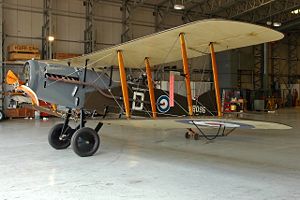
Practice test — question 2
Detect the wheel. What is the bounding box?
[0,110,5,121]
[185,132,191,139]
[194,133,200,140]
[48,123,74,150]
[71,127,100,157]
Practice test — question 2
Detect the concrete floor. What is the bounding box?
[0,108,300,200]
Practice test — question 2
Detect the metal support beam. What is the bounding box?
[209,42,222,117]
[154,1,174,32]
[183,0,300,30]
[42,0,52,59]
[179,33,193,117]
[84,0,95,54]
[253,44,264,90]
[117,50,130,118]
[270,41,281,91]
[145,57,157,119]
[121,0,131,42]
[121,0,148,41]
[0,0,2,62]
[287,33,298,86]
[0,0,4,111]
[263,43,269,91]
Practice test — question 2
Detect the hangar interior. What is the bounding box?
[1,0,300,111]
[0,0,300,199]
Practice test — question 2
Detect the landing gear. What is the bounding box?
[48,123,74,149]
[185,132,190,139]
[71,127,100,157]
[48,109,103,157]
[185,128,199,140]
[185,121,235,141]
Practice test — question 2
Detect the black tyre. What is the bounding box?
[71,127,100,157]
[185,132,191,139]
[48,123,74,150]
[0,110,5,121]
[194,133,200,140]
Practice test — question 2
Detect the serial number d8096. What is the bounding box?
[193,105,206,114]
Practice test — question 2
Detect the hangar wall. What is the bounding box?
[2,0,182,54]
[1,0,300,91]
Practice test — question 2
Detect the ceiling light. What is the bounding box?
[48,36,55,42]
[266,21,272,26]
[291,9,300,14]
[174,0,185,10]
[273,22,282,27]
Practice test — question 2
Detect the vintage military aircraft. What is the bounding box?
[6,19,291,157]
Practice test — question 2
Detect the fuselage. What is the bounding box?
[25,60,217,117]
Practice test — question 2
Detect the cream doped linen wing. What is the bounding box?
[100,118,291,130]
[46,19,284,68]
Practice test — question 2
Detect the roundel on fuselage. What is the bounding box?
[157,95,170,113]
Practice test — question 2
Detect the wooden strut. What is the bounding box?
[117,50,131,118]
[179,33,193,116]
[144,57,157,119]
[209,42,222,117]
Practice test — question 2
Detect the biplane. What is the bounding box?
[6,19,291,157]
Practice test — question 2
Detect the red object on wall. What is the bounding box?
[39,100,51,117]
[169,72,175,107]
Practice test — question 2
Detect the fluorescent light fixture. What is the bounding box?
[48,36,55,42]
[291,9,300,14]
[266,21,272,26]
[273,22,282,27]
[174,4,185,10]
[174,0,185,10]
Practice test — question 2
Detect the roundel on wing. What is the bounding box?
[157,95,170,113]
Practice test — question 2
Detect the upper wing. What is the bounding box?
[45,19,283,69]
[100,117,291,130]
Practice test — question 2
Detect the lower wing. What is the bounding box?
[100,117,291,130]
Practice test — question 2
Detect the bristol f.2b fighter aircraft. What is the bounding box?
[7,19,291,157]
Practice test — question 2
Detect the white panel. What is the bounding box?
[132,25,155,39]
[31,0,43,8]
[94,3,122,19]
[95,21,122,46]
[31,12,43,37]
[68,17,85,41]
[54,41,83,54]
[54,0,69,11]
[55,16,69,39]
[68,0,85,13]
[17,11,32,37]
[132,8,155,24]
[3,9,18,35]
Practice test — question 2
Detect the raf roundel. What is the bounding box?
[157,95,170,113]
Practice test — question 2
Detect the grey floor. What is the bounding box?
[0,108,300,200]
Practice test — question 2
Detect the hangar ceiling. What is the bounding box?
[94,0,300,90]
[98,0,300,33]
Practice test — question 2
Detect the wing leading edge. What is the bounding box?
[45,19,284,69]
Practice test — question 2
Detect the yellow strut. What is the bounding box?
[144,58,157,119]
[117,50,131,118]
[179,33,193,116]
[209,43,222,117]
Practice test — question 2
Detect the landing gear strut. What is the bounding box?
[48,110,75,149]
[185,128,200,140]
[48,109,103,157]
[184,121,236,141]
